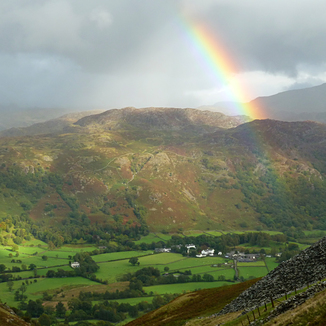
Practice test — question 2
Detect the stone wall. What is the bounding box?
[218,236,326,315]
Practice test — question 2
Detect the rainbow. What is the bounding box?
[178,16,265,119]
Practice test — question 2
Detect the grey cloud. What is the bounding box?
[1,0,326,110]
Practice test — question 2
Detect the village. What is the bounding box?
[154,244,275,262]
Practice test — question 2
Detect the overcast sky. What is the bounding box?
[1,0,326,110]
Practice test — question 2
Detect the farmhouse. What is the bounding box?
[155,248,171,253]
[71,262,80,268]
[196,248,215,258]
[186,244,196,254]
[226,251,259,262]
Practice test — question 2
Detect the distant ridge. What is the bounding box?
[200,83,326,123]
[250,83,326,120]
[0,110,104,138]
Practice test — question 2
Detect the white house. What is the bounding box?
[71,262,80,268]
[186,244,196,254]
[201,249,215,256]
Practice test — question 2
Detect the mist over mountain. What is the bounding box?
[201,83,326,122]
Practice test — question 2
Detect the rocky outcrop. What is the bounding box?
[218,236,326,315]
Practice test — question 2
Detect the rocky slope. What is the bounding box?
[218,236,326,315]
[0,304,30,326]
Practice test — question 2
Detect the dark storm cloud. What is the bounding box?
[0,0,326,109]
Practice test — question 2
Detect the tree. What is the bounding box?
[42,255,48,261]
[0,264,6,273]
[20,283,27,296]
[7,281,14,292]
[218,275,226,281]
[11,244,19,252]
[164,266,169,273]
[27,299,44,317]
[38,313,52,326]
[203,274,214,282]
[29,263,37,270]
[129,257,138,266]
[55,301,66,318]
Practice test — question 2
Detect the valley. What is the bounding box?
[1,107,326,324]
[0,229,320,325]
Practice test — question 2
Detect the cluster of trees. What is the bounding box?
[120,267,217,288]
[66,293,178,323]
[16,294,178,324]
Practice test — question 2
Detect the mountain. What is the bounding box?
[202,83,326,122]
[0,107,72,131]
[1,107,326,236]
[0,110,104,138]
[250,83,326,121]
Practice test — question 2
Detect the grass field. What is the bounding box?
[0,239,283,317]
[227,230,283,235]
[204,231,223,237]
[205,269,235,280]
[145,281,233,294]
[164,257,230,273]
[95,260,144,283]
[265,257,280,271]
[107,296,154,305]
[92,250,153,262]
[0,277,97,307]
[182,230,206,237]
[134,234,162,244]
[238,266,268,279]
[237,261,265,267]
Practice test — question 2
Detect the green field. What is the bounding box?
[145,281,232,294]
[108,296,154,305]
[163,257,230,273]
[0,239,283,322]
[182,230,206,237]
[238,267,268,279]
[92,250,153,262]
[237,261,265,267]
[265,257,280,271]
[204,231,223,237]
[0,277,97,307]
[134,234,162,244]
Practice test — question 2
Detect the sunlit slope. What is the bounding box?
[1,108,326,232]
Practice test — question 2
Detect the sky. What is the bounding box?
[1,0,326,111]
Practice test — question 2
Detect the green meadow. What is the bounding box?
[92,250,153,262]
[0,277,96,307]
[145,282,231,294]
[0,237,289,322]
[238,266,268,279]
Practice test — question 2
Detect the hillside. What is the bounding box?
[0,107,326,241]
[0,303,30,326]
[0,110,104,138]
[127,236,326,326]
